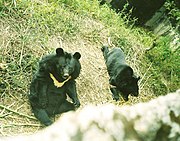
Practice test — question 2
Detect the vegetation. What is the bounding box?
[0,0,179,135]
[145,36,179,95]
[165,0,180,27]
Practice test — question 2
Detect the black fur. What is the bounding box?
[28,48,81,126]
[101,46,140,101]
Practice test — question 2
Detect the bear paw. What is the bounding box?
[112,95,120,101]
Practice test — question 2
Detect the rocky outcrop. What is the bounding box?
[1,90,180,141]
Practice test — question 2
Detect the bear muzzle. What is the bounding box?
[62,73,70,79]
[131,92,139,97]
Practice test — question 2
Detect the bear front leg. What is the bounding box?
[110,86,120,101]
[109,77,119,101]
[32,108,53,126]
[66,80,80,108]
[55,100,75,114]
[37,81,48,108]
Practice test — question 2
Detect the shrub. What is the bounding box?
[145,36,179,95]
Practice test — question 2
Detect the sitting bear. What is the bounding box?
[28,48,81,126]
[101,45,140,101]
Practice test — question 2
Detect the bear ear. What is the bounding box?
[109,77,116,86]
[133,75,140,81]
[73,52,81,59]
[56,48,64,56]
[137,76,140,81]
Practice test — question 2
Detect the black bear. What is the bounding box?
[28,48,81,126]
[101,45,140,101]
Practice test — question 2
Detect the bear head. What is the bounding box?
[55,48,81,80]
[38,48,81,82]
[111,65,140,98]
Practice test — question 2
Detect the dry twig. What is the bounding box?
[2,123,41,128]
[0,104,36,120]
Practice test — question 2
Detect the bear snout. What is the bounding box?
[132,92,139,97]
[62,73,69,79]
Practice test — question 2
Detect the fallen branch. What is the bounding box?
[2,123,41,128]
[0,104,36,120]
[0,113,12,118]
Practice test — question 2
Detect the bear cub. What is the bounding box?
[28,48,81,126]
[101,45,140,101]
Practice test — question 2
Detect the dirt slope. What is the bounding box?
[0,17,155,136]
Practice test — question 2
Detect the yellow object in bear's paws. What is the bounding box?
[50,73,71,88]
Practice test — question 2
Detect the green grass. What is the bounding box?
[145,36,179,95]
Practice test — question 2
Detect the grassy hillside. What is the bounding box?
[0,0,179,135]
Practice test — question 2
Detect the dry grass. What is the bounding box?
[0,17,155,136]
